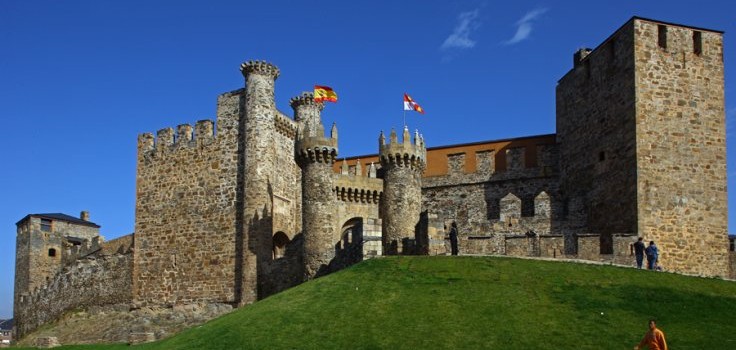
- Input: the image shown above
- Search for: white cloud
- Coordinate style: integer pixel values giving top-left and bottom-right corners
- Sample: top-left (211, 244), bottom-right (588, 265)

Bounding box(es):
top-left (441, 9), bottom-right (481, 50)
top-left (726, 107), bottom-right (736, 137)
top-left (504, 8), bottom-right (548, 45)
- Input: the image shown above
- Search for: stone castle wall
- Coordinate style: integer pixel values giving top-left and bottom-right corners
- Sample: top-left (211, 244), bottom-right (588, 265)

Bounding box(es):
top-left (14, 217), bottom-right (101, 327)
top-left (132, 90), bottom-right (244, 307)
top-left (632, 20), bottom-right (729, 276)
top-left (556, 21), bottom-right (638, 236)
top-left (15, 251), bottom-right (133, 338)
top-left (421, 137), bottom-right (564, 251)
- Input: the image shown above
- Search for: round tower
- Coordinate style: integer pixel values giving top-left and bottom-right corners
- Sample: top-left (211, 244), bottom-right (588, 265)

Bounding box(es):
top-left (239, 60), bottom-right (280, 305)
top-left (379, 126), bottom-right (426, 255)
top-left (293, 92), bottom-right (338, 279)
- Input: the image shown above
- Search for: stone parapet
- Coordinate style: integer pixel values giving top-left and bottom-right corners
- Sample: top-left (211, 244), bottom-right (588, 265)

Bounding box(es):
top-left (240, 60), bottom-right (280, 79)
top-left (137, 119), bottom-right (216, 154)
top-left (334, 173), bottom-right (383, 204)
top-left (15, 253), bottom-right (132, 338)
top-left (296, 137), bottom-right (338, 165)
top-left (379, 128), bottom-right (426, 170)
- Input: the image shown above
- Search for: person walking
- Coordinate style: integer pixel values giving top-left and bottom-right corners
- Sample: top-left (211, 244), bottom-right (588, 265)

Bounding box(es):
top-left (645, 241), bottom-right (659, 270)
top-left (449, 222), bottom-right (459, 256)
top-left (634, 319), bottom-right (668, 350)
top-left (632, 237), bottom-right (645, 269)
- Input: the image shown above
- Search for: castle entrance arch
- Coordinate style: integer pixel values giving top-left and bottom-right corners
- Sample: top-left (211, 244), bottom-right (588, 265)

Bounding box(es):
top-left (340, 217), bottom-right (363, 250)
top-left (272, 231), bottom-right (289, 259)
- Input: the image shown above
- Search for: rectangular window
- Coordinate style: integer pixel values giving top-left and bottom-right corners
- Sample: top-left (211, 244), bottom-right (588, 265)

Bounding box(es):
top-left (693, 31), bottom-right (702, 55)
top-left (40, 218), bottom-right (52, 232)
top-left (658, 25), bottom-right (667, 49)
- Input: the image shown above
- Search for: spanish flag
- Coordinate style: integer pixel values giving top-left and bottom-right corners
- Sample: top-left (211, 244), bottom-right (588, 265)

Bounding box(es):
top-left (403, 93), bottom-right (425, 114)
top-left (314, 85), bottom-right (338, 103)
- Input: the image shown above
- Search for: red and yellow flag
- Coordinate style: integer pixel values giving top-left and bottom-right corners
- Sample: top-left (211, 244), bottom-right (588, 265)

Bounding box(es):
top-left (403, 93), bottom-right (425, 114)
top-left (314, 85), bottom-right (338, 103)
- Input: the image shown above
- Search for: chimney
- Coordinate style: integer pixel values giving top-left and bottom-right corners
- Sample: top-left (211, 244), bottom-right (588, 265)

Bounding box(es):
top-left (80, 211), bottom-right (90, 222)
top-left (573, 48), bottom-right (593, 68)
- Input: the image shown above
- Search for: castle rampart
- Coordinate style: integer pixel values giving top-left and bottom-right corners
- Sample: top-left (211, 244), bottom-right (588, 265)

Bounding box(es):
top-left (133, 91), bottom-right (242, 307)
top-left (15, 249), bottom-right (133, 338)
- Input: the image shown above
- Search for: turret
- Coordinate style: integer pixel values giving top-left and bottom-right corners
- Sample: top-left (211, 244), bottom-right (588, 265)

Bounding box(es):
top-left (291, 92), bottom-right (324, 137)
top-left (379, 126), bottom-right (426, 255)
top-left (238, 60), bottom-right (280, 304)
top-left (294, 93), bottom-right (338, 279)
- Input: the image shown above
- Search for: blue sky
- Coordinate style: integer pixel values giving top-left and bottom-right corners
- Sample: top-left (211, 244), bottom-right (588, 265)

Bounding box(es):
top-left (1, 0), bottom-right (734, 318)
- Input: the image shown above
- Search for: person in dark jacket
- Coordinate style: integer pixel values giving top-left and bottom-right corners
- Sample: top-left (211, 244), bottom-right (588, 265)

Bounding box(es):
top-left (632, 237), bottom-right (645, 269)
top-left (449, 222), bottom-right (459, 256)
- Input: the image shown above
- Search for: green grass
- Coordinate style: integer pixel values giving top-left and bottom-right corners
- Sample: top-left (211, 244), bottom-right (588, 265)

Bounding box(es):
top-left (17, 256), bottom-right (736, 349)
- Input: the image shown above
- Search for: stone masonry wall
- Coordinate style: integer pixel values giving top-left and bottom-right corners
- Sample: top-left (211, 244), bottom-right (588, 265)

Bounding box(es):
top-left (633, 19), bottom-right (729, 277)
top-left (14, 217), bottom-right (101, 329)
top-left (556, 20), bottom-right (638, 236)
top-left (15, 252), bottom-right (132, 338)
top-left (422, 141), bottom-right (561, 250)
top-left (133, 90), bottom-right (243, 307)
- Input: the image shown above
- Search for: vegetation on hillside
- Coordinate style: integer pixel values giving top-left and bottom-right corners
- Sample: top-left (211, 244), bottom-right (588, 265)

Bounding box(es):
top-left (17, 256), bottom-right (736, 349)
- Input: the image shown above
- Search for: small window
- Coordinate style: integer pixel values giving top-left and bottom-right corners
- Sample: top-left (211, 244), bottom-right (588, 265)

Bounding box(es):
top-left (693, 31), bottom-right (702, 55)
top-left (657, 25), bottom-right (667, 49)
top-left (599, 151), bottom-right (606, 162)
top-left (40, 218), bottom-right (52, 232)
top-left (730, 238), bottom-right (734, 252)
top-left (48, 248), bottom-right (56, 257)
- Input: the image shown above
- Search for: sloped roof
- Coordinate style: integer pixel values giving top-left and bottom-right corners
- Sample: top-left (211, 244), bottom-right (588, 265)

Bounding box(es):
top-left (0, 318), bottom-right (13, 330)
top-left (15, 213), bottom-right (100, 228)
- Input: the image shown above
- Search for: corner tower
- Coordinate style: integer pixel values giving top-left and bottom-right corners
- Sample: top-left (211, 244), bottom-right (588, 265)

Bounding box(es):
top-left (379, 127), bottom-right (426, 254)
top-left (293, 93), bottom-right (338, 279)
top-left (557, 17), bottom-right (727, 276)
top-left (239, 60), bottom-right (280, 303)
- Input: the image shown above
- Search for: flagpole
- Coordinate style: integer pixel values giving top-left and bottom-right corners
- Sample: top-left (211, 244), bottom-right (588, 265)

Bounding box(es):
top-left (403, 109), bottom-right (406, 129)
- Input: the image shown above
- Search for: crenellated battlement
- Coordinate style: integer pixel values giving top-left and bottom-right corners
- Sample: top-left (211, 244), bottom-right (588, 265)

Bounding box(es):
top-left (334, 173), bottom-right (383, 204)
top-left (240, 60), bottom-right (280, 79)
top-left (289, 92), bottom-right (323, 111)
top-left (295, 137), bottom-right (338, 165)
top-left (295, 120), bottom-right (338, 165)
top-left (137, 119), bottom-right (216, 154)
top-left (379, 127), bottom-right (426, 170)
top-left (275, 112), bottom-right (298, 139)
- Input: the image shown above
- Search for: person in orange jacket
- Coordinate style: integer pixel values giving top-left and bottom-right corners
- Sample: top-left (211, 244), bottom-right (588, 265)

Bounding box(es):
top-left (635, 319), bottom-right (668, 350)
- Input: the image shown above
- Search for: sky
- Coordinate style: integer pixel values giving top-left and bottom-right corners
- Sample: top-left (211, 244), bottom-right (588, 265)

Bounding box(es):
top-left (1, 0), bottom-right (735, 319)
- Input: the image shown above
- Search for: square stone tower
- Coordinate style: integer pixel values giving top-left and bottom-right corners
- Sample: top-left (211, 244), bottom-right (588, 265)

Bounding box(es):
top-left (557, 17), bottom-right (728, 276)
top-left (14, 213), bottom-right (101, 315)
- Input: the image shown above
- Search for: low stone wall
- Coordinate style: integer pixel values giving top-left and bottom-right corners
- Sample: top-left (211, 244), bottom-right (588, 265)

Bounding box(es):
top-left (539, 235), bottom-right (565, 258)
top-left (505, 236), bottom-right (530, 256)
top-left (98, 234), bottom-right (133, 256)
top-left (15, 252), bottom-right (133, 338)
top-left (577, 234), bottom-right (601, 261)
top-left (461, 235), bottom-right (504, 255)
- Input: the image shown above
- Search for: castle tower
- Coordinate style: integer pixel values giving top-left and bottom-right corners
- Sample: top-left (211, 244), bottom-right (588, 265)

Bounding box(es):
top-left (239, 60), bottom-right (280, 304)
top-left (379, 127), bottom-right (426, 255)
top-left (556, 17), bottom-right (727, 276)
top-left (293, 93), bottom-right (338, 278)
top-left (14, 213), bottom-right (100, 328)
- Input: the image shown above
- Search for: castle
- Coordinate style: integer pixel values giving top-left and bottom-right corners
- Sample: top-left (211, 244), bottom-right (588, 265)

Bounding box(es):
top-left (13, 17), bottom-right (735, 342)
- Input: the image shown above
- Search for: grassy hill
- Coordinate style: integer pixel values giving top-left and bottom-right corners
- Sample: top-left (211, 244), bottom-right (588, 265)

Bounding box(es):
top-left (20, 256), bottom-right (736, 349)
